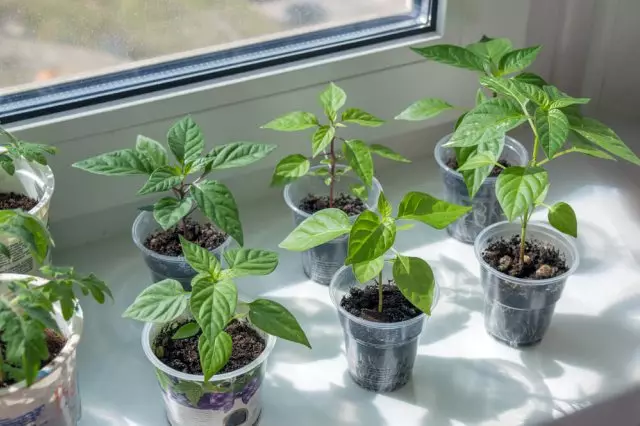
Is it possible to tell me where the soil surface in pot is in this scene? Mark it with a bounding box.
[447,158,511,177]
[0,192,38,211]
[299,193,365,216]
[0,329,66,388]
[144,218,227,256]
[341,282,421,323]
[155,321,265,375]
[482,235,569,279]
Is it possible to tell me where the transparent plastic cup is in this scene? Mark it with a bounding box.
[329,263,439,392]
[0,274,83,425]
[0,158,55,274]
[132,211,233,290]
[142,316,276,426]
[434,134,528,244]
[474,222,579,347]
[284,165,382,285]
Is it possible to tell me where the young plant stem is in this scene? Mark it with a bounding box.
[519,210,529,266]
[329,136,336,208]
[377,271,383,313]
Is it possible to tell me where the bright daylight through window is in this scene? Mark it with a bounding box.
[0,0,438,122]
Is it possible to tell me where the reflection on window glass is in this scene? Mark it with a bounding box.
[0,0,412,93]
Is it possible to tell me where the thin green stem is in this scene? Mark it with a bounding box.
[377,271,383,313]
[519,210,529,265]
[329,136,336,208]
[537,148,577,166]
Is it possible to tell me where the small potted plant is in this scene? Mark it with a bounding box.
[440,62,640,346]
[280,190,470,391]
[73,116,276,289]
[0,210,111,425]
[0,126,56,273]
[396,37,536,243]
[124,237,310,425]
[263,82,410,284]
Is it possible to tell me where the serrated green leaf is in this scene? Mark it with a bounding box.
[496,166,549,221]
[153,197,193,230]
[271,154,310,186]
[319,83,347,118]
[411,45,485,72]
[190,279,237,345]
[312,126,335,157]
[136,135,168,170]
[341,108,384,127]
[191,180,243,246]
[173,322,201,339]
[204,142,277,171]
[249,299,310,348]
[72,149,150,175]
[456,151,499,171]
[138,166,182,195]
[498,46,542,74]
[353,257,384,284]
[199,331,233,381]
[536,108,569,159]
[513,72,548,87]
[167,117,203,166]
[568,116,640,165]
[279,208,351,251]
[397,191,471,229]
[368,144,410,163]
[223,248,278,277]
[395,98,453,121]
[343,139,373,187]
[179,236,221,278]
[548,201,578,238]
[392,255,435,315]
[378,191,392,218]
[262,112,318,131]
[346,211,396,265]
[122,279,188,322]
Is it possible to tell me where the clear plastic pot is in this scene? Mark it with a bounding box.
[474,222,579,347]
[0,158,55,274]
[283,165,382,285]
[434,134,528,244]
[329,263,439,392]
[142,317,276,426]
[0,274,83,425]
[132,211,233,290]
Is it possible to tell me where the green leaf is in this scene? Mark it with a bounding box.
[319,83,347,117]
[535,183,550,206]
[498,46,542,75]
[173,380,205,407]
[569,131,616,160]
[397,191,471,229]
[513,72,548,87]
[350,184,368,201]
[456,151,499,171]
[279,208,351,251]
[343,139,373,187]
[199,332,233,381]
[341,108,384,127]
[262,112,318,131]
[167,116,204,166]
[155,370,171,391]
[510,80,551,106]
[536,108,569,159]
[179,236,221,278]
[476,88,488,106]
[122,279,188,322]
[190,279,237,345]
[136,135,168,169]
[568,116,640,165]
[204,143,277,170]
[0,242,10,259]
[396,223,415,231]
[271,154,310,186]
[548,202,578,238]
[191,180,243,246]
[223,248,278,277]
[411,45,485,72]
[138,166,182,195]
[377,191,392,218]
[248,299,311,348]
[549,97,590,109]
[153,197,193,230]
[0,154,15,176]
[496,166,549,221]
[353,257,384,283]
[478,75,526,104]
[368,144,410,163]
[173,322,201,339]
[0,210,52,263]
[346,211,396,265]
[312,126,335,157]
[466,38,512,63]
[72,149,151,175]
[392,255,436,315]
[395,98,453,121]
[457,135,506,199]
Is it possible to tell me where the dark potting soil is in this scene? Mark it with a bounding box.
[0,329,66,388]
[299,193,365,216]
[154,321,266,375]
[340,282,421,323]
[144,219,226,256]
[447,158,511,177]
[0,192,38,211]
[482,235,569,279]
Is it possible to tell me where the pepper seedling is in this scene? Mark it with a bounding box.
[280,191,471,314]
[73,116,276,245]
[123,239,310,380]
[0,126,57,176]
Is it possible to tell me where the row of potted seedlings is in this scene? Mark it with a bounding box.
[2,36,640,425]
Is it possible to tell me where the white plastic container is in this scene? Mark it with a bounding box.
[0,159,55,274]
[142,318,276,426]
[0,274,83,425]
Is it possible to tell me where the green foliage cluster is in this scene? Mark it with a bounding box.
[0,126,57,176]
